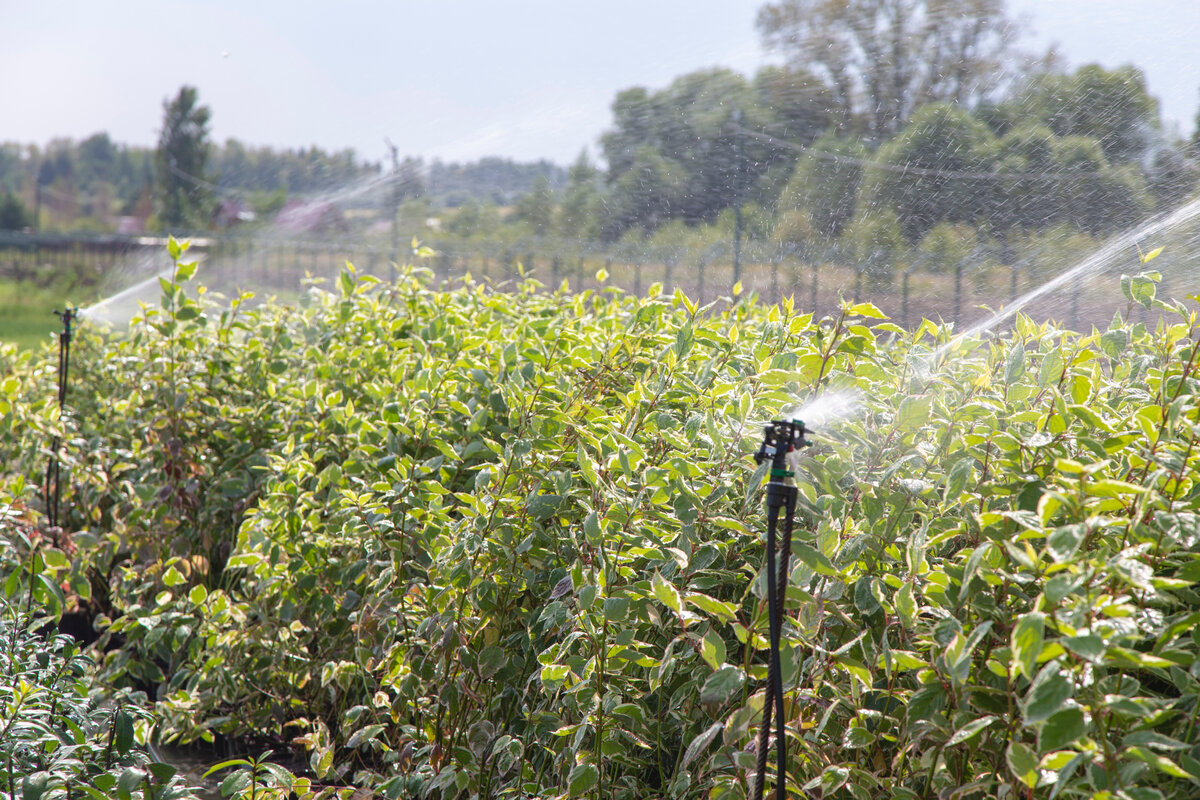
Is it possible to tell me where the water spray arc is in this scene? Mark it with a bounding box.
[930,193,1200,363]
[44,307,77,529]
[750,419,812,800]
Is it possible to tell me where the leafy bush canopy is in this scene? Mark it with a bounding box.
[0,601,198,799]
[2,239,1199,799]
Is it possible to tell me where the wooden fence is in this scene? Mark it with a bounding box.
[0,231,1184,331]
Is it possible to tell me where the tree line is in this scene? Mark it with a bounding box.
[4,0,1199,258]
[419,0,1200,271]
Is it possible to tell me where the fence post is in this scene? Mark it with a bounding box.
[770,254,780,303]
[1070,273,1081,330]
[810,262,818,313]
[954,262,963,325]
[902,269,910,329]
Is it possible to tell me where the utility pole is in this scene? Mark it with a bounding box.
[385,138,400,277]
[732,109,744,287]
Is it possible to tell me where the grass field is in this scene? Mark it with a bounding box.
[0,282,93,351]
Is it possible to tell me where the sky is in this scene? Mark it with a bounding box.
[2,0,1199,167]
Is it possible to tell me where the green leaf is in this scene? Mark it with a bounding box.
[203,758,253,778]
[1100,330,1129,358]
[681,722,723,768]
[943,456,973,505]
[568,764,599,797]
[603,597,630,621]
[40,548,68,570]
[526,494,563,520]
[1039,707,1085,752]
[1062,634,1105,663]
[675,322,694,358]
[947,715,997,746]
[1005,341,1026,384]
[21,773,49,800]
[175,259,198,281]
[1140,246,1164,264]
[1038,349,1065,386]
[895,583,916,629]
[895,395,931,433]
[792,543,839,576]
[1007,741,1038,789]
[854,575,881,615]
[478,645,505,678]
[686,593,737,623]
[1125,746,1196,780]
[583,510,602,544]
[540,664,569,686]
[163,565,185,587]
[847,301,887,319]
[653,573,682,615]
[1011,612,1045,681]
[843,725,876,748]
[340,266,358,296]
[577,445,600,487]
[1047,523,1087,562]
[877,649,925,671]
[700,630,726,671]
[700,665,745,707]
[117,768,145,797]
[1024,671,1072,724]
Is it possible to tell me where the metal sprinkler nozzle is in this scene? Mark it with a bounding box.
[753,419,813,471]
[53,307,78,337]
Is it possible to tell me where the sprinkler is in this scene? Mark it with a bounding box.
[751,419,812,800]
[43,307,77,530]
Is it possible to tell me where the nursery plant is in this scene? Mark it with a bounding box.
[0,238,1198,799]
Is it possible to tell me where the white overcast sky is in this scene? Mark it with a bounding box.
[1,0,1198,166]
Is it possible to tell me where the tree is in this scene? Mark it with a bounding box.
[756,0,1019,140]
[871,103,998,242]
[1048,136,1150,236]
[983,123,1062,234]
[155,86,213,229]
[778,132,867,239]
[0,192,30,231]
[77,132,117,189]
[557,151,602,242]
[600,145,684,240]
[1004,65,1159,164]
[752,65,838,147]
[600,68,793,239]
[513,174,555,237]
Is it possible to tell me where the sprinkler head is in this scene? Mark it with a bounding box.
[753,419,813,468]
[53,307,79,337]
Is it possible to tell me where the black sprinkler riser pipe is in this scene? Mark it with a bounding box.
[751,418,811,800]
[45,306,78,530]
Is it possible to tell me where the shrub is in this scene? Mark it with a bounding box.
[3,239,1200,799]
